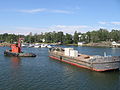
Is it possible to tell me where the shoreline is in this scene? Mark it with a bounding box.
[0,42,115,48]
[66,42,113,48]
[0,43,11,47]
[66,44,112,48]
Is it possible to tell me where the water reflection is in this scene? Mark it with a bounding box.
[10,57,22,82]
[88,71,120,90]
[10,57,21,69]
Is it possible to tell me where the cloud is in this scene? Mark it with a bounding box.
[19,8,46,13]
[0,25,90,35]
[49,25,89,34]
[98,21,120,25]
[18,8,73,14]
[0,26,49,35]
[98,21,108,25]
[51,25,88,29]
[3,24,120,35]
[111,22,120,25]
[14,27,49,35]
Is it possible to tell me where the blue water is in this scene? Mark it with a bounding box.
[0,46,120,90]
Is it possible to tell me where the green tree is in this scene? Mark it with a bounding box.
[110,30,120,41]
[97,29,109,41]
[73,31,81,44]
[64,33,73,44]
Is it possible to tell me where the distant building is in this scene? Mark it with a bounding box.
[112,41,120,47]
[78,42,83,46]
[58,42,62,45]
[112,41,117,46]
[42,39,45,42]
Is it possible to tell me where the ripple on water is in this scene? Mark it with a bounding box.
[0,47,120,90]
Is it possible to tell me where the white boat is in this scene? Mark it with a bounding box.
[21,44,27,47]
[41,44,48,48]
[28,44,34,48]
[34,45,40,48]
[34,44,41,48]
[21,43,29,47]
[47,45,52,48]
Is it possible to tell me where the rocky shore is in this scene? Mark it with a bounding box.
[67,41,112,47]
[83,41,112,47]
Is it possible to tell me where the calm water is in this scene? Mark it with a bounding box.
[0,46,120,90]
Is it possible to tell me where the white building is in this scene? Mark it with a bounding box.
[78,42,83,46]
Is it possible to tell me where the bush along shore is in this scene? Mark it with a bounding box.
[0,41,113,48]
[0,29,120,47]
[67,41,112,47]
[83,41,112,47]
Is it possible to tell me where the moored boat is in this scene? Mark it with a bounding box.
[4,38,36,57]
[47,45,52,48]
[41,44,47,48]
[4,50,36,57]
[49,47,120,72]
[28,44,34,48]
[34,45,41,48]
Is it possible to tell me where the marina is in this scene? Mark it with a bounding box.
[22,43,53,48]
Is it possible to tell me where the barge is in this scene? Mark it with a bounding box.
[4,38,36,57]
[49,47,120,72]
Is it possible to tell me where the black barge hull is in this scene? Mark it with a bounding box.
[49,53,120,72]
[4,50,36,57]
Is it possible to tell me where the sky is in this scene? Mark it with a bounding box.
[0,0,120,35]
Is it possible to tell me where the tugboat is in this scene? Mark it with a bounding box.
[4,38,36,57]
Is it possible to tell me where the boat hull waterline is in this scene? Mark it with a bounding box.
[49,47,120,72]
[4,50,36,57]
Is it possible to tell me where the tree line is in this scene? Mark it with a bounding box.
[0,29,120,44]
